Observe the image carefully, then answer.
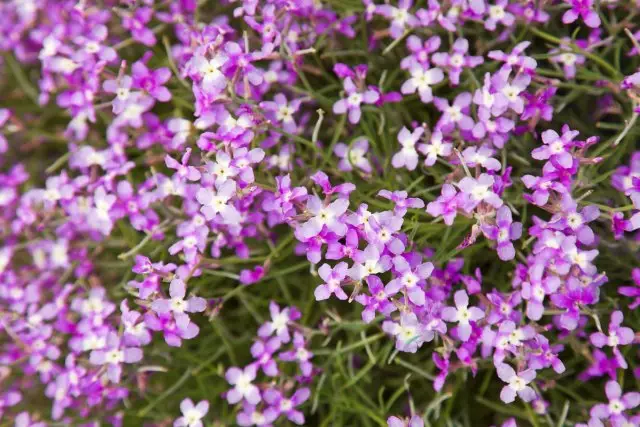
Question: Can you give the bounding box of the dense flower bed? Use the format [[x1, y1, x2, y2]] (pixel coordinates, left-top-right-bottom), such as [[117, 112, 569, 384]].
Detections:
[[1, 0, 639, 426]]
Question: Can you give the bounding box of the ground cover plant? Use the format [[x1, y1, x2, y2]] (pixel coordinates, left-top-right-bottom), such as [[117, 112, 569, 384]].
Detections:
[[1, 0, 640, 426]]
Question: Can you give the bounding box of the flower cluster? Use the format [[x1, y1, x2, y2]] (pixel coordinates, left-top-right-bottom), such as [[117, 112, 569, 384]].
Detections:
[[0, 0, 639, 425]]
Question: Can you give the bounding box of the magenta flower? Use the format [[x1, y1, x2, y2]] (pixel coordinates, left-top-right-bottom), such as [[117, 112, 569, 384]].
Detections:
[[263, 388, 310, 425], [481, 206, 523, 261], [355, 275, 398, 323], [441, 290, 484, 341], [132, 60, 172, 102], [151, 278, 206, 330], [165, 148, 201, 182], [388, 255, 433, 306], [258, 302, 301, 343], [431, 38, 483, 86], [531, 127, 578, 169], [562, 0, 601, 28], [619, 268, 640, 309], [496, 364, 536, 403], [174, 399, 209, 427], [196, 180, 240, 224], [250, 337, 281, 376], [426, 183, 460, 225]]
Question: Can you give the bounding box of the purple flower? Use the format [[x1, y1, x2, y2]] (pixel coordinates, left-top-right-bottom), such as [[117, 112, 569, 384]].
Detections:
[[426, 184, 460, 225], [619, 268, 640, 309], [418, 130, 451, 166], [387, 415, 424, 427], [132, 60, 172, 102], [263, 388, 310, 425], [590, 311, 634, 369], [333, 77, 379, 124], [589, 381, 640, 424], [298, 196, 349, 239], [349, 244, 392, 282], [191, 54, 228, 95], [485, 0, 515, 30], [378, 189, 425, 216], [431, 38, 483, 86], [488, 42, 537, 74], [250, 337, 281, 376], [174, 398, 209, 427], [461, 146, 502, 171], [441, 290, 485, 341], [392, 126, 424, 170], [258, 302, 301, 343], [315, 262, 349, 301], [482, 206, 522, 261], [122, 7, 157, 46], [196, 180, 240, 224], [401, 35, 441, 69], [334, 138, 372, 173], [260, 93, 302, 133], [165, 148, 201, 182], [151, 278, 207, 330], [401, 64, 444, 103], [355, 275, 398, 323], [89, 332, 143, 383], [562, 0, 601, 28], [496, 364, 536, 403], [377, 0, 419, 39], [388, 255, 433, 305], [279, 332, 314, 377], [531, 127, 578, 169], [225, 365, 261, 405], [457, 173, 503, 212], [382, 312, 435, 353], [434, 93, 474, 132]]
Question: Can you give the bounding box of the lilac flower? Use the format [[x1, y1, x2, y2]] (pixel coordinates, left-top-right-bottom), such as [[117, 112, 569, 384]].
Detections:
[[579, 349, 619, 381], [355, 275, 398, 323], [485, 0, 515, 30], [315, 262, 349, 301], [426, 184, 460, 225], [590, 381, 640, 424], [279, 331, 314, 377], [562, 0, 601, 28], [550, 45, 585, 80], [442, 290, 484, 341], [236, 403, 277, 426], [531, 127, 578, 169], [431, 38, 483, 86], [151, 278, 206, 330], [401, 35, 441, 69], [457, 173, 503, 212], [165, 148, 201, 181], [258, 302, 301, 343], [298, 196, 349, 239], [349, 244, 392, 281], [250, 337, 281, 376], [260, 94, 302, 133], [132, 60, 172, 102], [619, 268, 640, 309], [225, 365, 261, 404], [333, 77, 379, 124], [418, 130, 451, 166], [392, 126, 424, 170], [383, 312, 435, 353], [488, 42, 537, 74], [387, 415, 424, 427], [401, 64, 444, 103], [89, 332, 142, 383], [122, 7, 156, 46], [434, 93, 474, 132], [496, 364, 536, 403], [121, 301, 151, 346], [263, 388, 310, 425], [590, 311, 634, 368], [388, 255, 433, 305], [334, 138, 372, 173], [174, 399, 209, 427], [196, 180, 240, 224], [461, 146, 502, 171], [377, 0, 419, 39], [378, 189, 425, 216], [191, 54, 228, 95], [481, 206, 522, 261]]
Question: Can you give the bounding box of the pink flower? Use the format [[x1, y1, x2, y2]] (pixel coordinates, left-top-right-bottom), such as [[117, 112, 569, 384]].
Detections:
[[441, 290, 484, 341]]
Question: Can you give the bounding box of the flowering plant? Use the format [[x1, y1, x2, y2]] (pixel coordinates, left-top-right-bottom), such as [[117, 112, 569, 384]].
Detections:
[[1, 0, 639, 426]]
